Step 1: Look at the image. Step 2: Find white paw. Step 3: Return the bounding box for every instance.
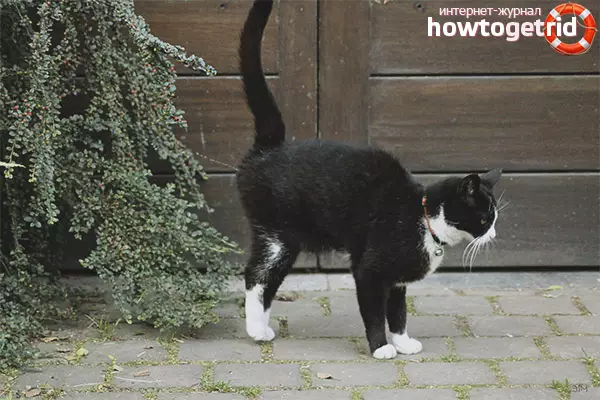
[372,344,397,360]
[247,324,275,342]
[392,333,423,354]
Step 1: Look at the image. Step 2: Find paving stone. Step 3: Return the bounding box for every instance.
[179,339,261,361]
[83,340,167,364]
[34,342,73,361]
[396,338,449,360]
[287,315,364,337]
[193,318,249,339]
[470,388,559,400]
[260,390,351,399]
[461,289,540,296]
[577,294,600,315]
[113,323,161,340]
[362,389,456,400]
[15,366,104,390]
[546,336,600,358]
[363,389,456,400]
[214,298,242,318]
[271,297,325,318]
[273,339,359,360]
[499,361,592,385]
[310,363,397,387]
[62,394,146,400]
[453,337,541,359]
[404,362,496,385]
[572,387,600,399]
[328,293,360,317]
[226,277,245,292]
[468,316,551,337]
[414,296,493,315]
[499,296,580,315]
[214,364,301,388]
[158,394,247,400]
[554,316,600,334]
[279,274,328,291]
[406,316,462,337]
[113,364,203,388]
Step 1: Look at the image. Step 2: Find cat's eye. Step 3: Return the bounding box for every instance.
[480,219,486,225]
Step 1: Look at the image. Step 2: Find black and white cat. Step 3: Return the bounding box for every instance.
[236,0,501,359]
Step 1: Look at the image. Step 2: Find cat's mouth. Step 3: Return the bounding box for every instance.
[462,209,498,269]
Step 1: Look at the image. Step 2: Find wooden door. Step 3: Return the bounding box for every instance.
[137,0,599,270]
[318,0,599,269]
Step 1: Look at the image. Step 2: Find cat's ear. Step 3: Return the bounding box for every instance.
[480,168,502,187]
[458,174,480,197]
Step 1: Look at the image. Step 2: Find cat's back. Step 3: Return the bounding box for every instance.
[237,139,415,213]
[238,139,408,184]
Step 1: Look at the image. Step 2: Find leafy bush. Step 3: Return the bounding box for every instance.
[0,0,239,371]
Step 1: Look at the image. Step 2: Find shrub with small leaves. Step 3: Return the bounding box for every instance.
[0,0,239,371]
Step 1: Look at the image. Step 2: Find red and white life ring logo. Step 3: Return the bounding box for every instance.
[545,3,597,55]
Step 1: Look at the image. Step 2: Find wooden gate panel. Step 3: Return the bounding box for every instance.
[201,173,599,269]
[371,0,600,74]
[370,76,600,171]
[135,0,279,74]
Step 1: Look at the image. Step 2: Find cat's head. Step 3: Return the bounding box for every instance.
[426,168,503,247]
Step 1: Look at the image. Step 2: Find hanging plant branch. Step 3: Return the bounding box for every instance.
[0,0,239,371]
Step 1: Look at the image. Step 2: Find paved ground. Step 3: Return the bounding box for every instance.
[2,272,599,400]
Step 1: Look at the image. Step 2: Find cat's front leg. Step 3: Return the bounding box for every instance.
[355,274,397,359]
[387,284,423,354]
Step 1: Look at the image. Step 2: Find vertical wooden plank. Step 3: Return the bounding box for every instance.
[318,0,371,145]
[277,0,319,269]
[278,0,318,142]
[317,0,371,269]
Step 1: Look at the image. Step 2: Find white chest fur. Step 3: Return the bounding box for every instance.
[422,230,445,274]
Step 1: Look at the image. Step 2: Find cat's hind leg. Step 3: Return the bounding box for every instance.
[245,231,298,342]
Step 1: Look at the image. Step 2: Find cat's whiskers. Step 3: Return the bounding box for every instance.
[497,189,506,205]
[462,238,479,271]
[497,200,511,213]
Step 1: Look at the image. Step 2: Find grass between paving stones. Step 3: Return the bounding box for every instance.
[582,352,600,387]
[200,363,262,398]
[86,316,122,341]
[571,296,592,316]
[544,316,563,336]
[485,296,504,315]
[315,296,332,316]
[406,296,416,315]
[350,389,363,400]
[441,337,461,363]
[300,364,312,389]
[551,378,572,400]
[454,316,474,337]
[453,385,471,400]
[277,316,290,338]
[142,389,159,400]
[157,334,180,364]
[38,384,64,400]
[533,337,555,359]
[484,360,508,386]
[260,342,274,361]
[396,360,409,387]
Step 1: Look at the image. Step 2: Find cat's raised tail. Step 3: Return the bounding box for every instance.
[239,0,285,148]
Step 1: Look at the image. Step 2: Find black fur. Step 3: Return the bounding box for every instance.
[237,0,501,356]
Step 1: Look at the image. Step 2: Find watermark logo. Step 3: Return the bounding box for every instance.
[545,3,597,55]
[428,4,597,56]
